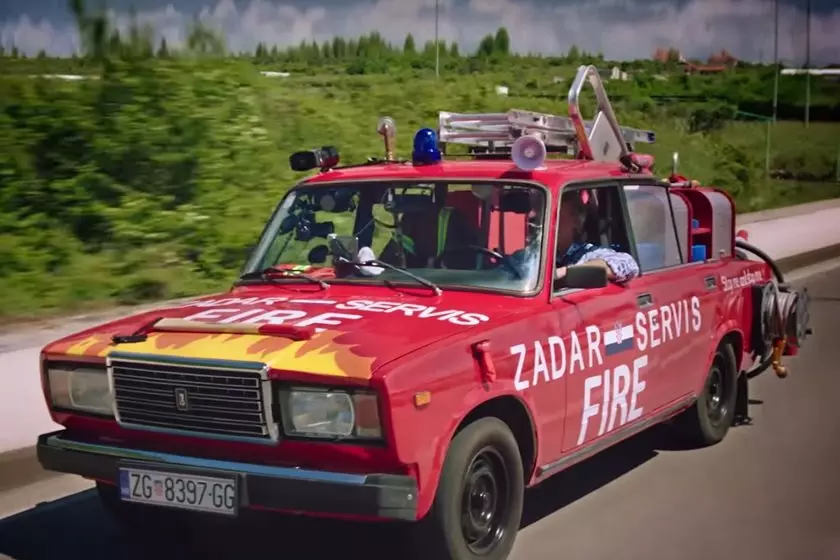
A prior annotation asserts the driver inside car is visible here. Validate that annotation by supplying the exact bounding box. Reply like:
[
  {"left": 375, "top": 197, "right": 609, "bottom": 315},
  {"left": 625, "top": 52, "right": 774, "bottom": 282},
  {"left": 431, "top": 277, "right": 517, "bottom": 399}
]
[
  {"left": 554, "top": 190, "right": 639, "bottom": 283},
  {"left": 508, "top": 189, "right": 639, "bottom": 285},
  {"left": 379, "top": 201, "right": 481, "bottom": 270}
]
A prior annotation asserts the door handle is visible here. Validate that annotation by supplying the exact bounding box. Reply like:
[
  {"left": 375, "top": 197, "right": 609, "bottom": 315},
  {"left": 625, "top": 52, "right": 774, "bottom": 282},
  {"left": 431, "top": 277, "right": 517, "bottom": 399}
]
[{"left": 636, "top": 293, "right": 654, "bottom": 308}]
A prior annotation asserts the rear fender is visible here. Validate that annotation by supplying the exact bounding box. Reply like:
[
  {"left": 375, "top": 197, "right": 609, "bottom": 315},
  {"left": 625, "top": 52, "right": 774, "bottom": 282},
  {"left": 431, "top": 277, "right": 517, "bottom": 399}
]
[{"left": 698, "top": 322, "right": 744, "bottom": 394}]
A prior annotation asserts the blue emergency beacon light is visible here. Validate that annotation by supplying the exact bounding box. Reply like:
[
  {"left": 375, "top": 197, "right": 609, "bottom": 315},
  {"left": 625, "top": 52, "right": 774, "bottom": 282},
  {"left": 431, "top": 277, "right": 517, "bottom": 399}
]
[{"left": 412, "top": 128, "right": 442, "bottom": 165}]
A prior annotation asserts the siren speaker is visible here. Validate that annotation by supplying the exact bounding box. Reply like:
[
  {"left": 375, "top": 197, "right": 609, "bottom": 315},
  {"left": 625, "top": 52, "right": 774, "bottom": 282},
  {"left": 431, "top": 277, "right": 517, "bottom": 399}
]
[{"left": 512, "top": 135, "right": 547, "bottom": 171}]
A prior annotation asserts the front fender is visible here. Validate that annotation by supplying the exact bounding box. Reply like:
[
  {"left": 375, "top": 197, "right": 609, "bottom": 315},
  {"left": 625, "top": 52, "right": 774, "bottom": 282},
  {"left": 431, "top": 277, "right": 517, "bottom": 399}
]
[{"left": 417, "top": 382, "right": 539, "bottom": 518}]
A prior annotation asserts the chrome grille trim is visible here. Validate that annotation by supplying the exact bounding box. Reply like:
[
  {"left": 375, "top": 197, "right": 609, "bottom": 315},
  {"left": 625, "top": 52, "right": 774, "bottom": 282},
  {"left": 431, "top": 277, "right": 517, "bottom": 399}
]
[{"left": 106, "top": 352, "right": 279, "bottom": 444}]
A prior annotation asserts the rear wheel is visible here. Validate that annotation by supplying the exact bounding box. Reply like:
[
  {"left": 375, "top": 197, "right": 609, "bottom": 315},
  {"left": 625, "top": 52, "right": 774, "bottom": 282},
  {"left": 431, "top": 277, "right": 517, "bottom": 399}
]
[
  {"left": 414, "top": 417, "right": 524, "bottom": 560},
  {"left": 674, "top": 343, "right": 738, "bottom": 446}
]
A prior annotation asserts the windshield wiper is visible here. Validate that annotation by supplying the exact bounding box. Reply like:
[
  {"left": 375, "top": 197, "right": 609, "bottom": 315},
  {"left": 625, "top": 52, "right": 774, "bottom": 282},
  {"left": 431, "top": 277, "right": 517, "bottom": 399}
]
[
  {"left": 238, "top": 267, "right": 330, "bottom": 290},
  {"left": 345, "top": 258, "right": 442, "bottom": 296}
]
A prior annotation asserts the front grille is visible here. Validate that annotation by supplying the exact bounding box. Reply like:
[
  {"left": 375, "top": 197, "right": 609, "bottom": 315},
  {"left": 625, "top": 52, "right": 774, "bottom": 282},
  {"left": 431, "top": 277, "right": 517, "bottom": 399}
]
[{"left": 109, "top": 357, "right": 275, "bottom": 441}]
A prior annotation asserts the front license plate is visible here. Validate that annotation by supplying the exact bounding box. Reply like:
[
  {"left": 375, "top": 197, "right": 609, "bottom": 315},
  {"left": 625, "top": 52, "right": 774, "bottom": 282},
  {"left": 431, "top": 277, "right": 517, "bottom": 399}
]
[{"left": 119, "top": 468, "right": 238, "bottom": 516}]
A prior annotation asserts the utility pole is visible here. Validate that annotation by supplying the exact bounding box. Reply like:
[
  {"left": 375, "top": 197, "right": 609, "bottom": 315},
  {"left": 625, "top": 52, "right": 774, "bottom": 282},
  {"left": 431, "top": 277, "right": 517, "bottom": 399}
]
[
  {"left": 836, "top": 144, "right": 840, "bottom": 183},
  {"left": 805, "top": 0, "right": 811, "bottom": 128},
  {"left": 836, "top": 142, "right": 840, "bottom": 183},
  {"left": 771, "top": 0, "right": 779, "bottom": 122},
  {"left": 434, "top": 0, "right": 440, "bottom": 78},
  {"left": 767, "top": 0, "right": 780, "bottom": 180}
]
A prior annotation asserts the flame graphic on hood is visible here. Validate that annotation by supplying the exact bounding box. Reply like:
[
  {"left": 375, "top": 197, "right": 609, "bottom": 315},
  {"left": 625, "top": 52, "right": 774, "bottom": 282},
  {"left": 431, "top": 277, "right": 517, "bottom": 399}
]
[
  {"left": 51, "top": 330, "right": 376, "bottom": 379},
  {"left": 49, "top": 333, "right": 115, "bottom": 358}
]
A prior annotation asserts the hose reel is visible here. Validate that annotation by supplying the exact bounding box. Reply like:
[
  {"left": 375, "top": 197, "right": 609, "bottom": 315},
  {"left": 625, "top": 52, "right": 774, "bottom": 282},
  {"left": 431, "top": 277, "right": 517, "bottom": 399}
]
[
  {"left": 751, "top": 281, "right": 811, "bottom": 378},
  {"left": 738, "top": 239, "right": 812, "bottom": 379}
]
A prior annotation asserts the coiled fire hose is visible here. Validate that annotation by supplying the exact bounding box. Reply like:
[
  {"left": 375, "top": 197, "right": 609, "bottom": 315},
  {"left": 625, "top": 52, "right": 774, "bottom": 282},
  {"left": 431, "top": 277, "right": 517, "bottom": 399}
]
[{"left": 736, "top": 239, "right": 811, "bottom": 379}]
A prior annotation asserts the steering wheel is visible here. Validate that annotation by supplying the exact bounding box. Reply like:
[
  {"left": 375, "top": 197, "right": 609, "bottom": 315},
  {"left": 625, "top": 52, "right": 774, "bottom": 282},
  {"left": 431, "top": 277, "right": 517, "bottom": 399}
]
[{"left": 433, "top": 245, "right": 522, "bottom": 278}]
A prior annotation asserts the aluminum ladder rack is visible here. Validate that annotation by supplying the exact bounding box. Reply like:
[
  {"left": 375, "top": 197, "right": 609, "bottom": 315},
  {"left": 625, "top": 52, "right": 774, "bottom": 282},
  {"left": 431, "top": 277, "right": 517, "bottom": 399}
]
[{"left": 437, "top": 65, "right": 656, "bottom": 163}]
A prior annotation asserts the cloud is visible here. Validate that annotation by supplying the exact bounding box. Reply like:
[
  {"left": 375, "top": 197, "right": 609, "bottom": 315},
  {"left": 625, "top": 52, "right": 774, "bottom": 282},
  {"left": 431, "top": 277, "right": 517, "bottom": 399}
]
[
  {"left": 0, "top": 14, "right": 78, "bottom": 55},
  {"left": 1, "top": 0, "right": 837, "bottom": 65}
]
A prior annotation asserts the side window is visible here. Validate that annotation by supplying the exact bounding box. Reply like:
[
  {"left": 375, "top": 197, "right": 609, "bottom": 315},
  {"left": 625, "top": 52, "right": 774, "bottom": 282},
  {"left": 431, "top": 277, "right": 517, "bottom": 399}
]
[
  {"left": 553, "top": 184, "right": 632, "bottom": 292},
  {"left": 623, "top": 185, "right": 689, "bottom": 272}
]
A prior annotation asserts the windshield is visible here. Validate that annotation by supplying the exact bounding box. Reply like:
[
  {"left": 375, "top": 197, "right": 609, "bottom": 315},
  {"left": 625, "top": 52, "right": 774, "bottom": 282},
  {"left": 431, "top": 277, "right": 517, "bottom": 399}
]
[{"left": 241, "top": 181, "right": 548, "bottom": 294}]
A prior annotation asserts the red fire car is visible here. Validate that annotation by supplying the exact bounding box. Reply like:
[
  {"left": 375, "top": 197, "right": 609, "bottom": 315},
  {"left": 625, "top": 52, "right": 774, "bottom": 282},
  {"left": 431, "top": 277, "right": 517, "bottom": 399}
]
[{"left": 36, "top": 66, "right": 810, "bottom": 560}]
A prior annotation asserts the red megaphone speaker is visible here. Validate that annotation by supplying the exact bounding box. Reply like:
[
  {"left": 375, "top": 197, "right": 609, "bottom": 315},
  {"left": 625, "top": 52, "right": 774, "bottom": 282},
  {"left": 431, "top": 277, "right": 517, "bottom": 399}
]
[{"left": 511, "top": 134, "right": 547, "bottom": 171}]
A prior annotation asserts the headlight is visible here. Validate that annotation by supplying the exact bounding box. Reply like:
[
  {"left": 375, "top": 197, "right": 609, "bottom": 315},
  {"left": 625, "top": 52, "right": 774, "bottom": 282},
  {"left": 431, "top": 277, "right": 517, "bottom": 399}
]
[
  {"left": 279, "top": 387, "right": 382, "bottom": 440},
  {"left": 47, "top": 364, "right": 113, "bottom": 416}
]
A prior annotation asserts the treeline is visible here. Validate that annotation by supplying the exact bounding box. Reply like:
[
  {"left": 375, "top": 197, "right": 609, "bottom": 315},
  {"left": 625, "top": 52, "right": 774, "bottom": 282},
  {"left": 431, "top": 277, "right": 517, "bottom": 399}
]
[
  {"left": 3, "top": 37, "right": 839, "bottom": 122},
  {"left": 3, "top": 0, "right": 839, "bottom": 122}
]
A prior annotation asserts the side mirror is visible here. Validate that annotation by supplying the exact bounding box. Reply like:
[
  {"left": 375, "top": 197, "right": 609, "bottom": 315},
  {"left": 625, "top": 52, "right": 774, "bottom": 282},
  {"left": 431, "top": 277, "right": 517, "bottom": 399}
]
[{"left": 563, "top": 265, "right": 609, "bottom": 289}]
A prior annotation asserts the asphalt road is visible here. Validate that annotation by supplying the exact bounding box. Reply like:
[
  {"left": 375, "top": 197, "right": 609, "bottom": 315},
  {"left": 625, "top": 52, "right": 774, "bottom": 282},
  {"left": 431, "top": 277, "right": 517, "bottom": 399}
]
[{"left": 2, "top": 263, "right": 840, "bottom": 560}]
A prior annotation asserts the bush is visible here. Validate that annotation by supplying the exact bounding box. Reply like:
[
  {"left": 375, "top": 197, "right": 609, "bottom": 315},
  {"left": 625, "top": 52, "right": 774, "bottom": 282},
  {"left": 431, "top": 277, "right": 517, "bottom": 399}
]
[{"left": 0, "top": 58, "right": 284, "bottom": 317}]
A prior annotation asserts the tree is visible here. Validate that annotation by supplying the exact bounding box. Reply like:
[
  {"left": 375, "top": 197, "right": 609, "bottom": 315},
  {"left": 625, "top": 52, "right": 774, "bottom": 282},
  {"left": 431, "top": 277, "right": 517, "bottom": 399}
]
[
  {"left": 346, "top": 38, "right": 358, "bottom": 57},
  {"left": 667, "top": 48, "right": 681, "bottom": 63},
  {"left": 108, "top": 29, "right": 123, "bottom": 58},
  {"left": 69, "top": 0, "right": 111, "bottom": 61},
  {"left": 137, "top": 24, "right": 156, "bottom": 59},
  {"left": 309, "top": 40, "right": 321, "bottom": 62},
  {"left": 494, "top": 27, "right": 510, "bottom": 56},
  {"left": 157, "top": 37, "right": 169, "bottom": 58},
  {"left": 186, "top": 19, "right": 226, "bottom": 57},
  {"left": 449, "top": 42, "right": 459, "bottom": 57},
  {"left": 403, "top": 33, "right": 416, "bottom": 54},
  {"left": 357, "top": 35, "right": 369, "bottom": 57},
  {"left": 477, "top": 34, "right": 495, "bottom": 57},
  {"left": 332, "top": 37, "right": 346, "bottom": 58}
]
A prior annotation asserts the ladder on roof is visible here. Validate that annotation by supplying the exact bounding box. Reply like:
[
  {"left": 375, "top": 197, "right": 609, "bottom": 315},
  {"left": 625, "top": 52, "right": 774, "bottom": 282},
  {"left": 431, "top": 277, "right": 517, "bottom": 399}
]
[{"left": 437, "top": 65, "right": 656, "bottom": 163}]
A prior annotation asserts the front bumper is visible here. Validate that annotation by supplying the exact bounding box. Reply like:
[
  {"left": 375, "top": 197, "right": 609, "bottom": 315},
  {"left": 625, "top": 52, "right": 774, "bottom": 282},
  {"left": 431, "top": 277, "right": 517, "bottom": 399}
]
[{"left": 37, "top": 430, "right": 418, "bottom": 521}]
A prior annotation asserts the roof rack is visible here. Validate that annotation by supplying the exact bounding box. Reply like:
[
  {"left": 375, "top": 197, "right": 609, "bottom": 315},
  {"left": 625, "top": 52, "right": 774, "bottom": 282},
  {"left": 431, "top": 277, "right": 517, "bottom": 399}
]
[{"left": 437, "top": 65, "right": 656, "bottom": 163}]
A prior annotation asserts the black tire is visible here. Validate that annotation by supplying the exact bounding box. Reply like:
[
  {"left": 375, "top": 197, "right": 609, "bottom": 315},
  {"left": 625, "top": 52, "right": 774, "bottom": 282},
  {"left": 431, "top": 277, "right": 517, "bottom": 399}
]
[
  {"left": 413, "top": 417, "right": 525, "bottom": 560},
  {"left": 675, "top": 343, "right": 739, "bottom": 446},
  {"left": 96, "top": 482, "right": 192, "bottom": 539}
]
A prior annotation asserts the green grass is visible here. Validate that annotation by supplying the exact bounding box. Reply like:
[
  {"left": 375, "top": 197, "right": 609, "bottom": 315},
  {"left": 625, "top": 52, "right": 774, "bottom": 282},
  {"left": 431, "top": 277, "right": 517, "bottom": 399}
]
[{"left": 0, "top": 58, "right": 838, "bottom": 322}]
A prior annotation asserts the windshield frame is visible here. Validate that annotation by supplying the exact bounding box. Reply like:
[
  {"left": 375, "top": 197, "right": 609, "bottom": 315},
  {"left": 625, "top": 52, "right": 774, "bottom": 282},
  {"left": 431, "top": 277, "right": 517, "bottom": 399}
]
[{"left": 237, "top": 177, "right": 554, "bottom": 298}]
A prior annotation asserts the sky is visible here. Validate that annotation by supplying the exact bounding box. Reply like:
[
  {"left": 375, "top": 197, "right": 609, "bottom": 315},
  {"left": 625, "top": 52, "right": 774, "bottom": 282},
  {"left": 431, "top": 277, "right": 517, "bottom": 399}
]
[{"left": 1, "top": 0, "right": 838, "bottom": 65}]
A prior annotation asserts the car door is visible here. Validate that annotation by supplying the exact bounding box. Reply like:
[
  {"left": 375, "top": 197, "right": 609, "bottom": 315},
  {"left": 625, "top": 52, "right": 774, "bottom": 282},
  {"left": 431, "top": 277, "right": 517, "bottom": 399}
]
[
  {"left": 555, "top": 284, "right": 640, "bottom": 453},
  {"left": 550, "top": 184, "right": 657, "bottom": 454},
  {"left": 621, "top": 183, "right": 714, "bottom": 407}
]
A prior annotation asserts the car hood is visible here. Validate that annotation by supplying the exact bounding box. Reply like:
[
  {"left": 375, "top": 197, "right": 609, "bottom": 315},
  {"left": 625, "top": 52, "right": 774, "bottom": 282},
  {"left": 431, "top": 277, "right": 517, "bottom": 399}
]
[{"left": 42, "top": 284, "right": 531, "bottom": 381}]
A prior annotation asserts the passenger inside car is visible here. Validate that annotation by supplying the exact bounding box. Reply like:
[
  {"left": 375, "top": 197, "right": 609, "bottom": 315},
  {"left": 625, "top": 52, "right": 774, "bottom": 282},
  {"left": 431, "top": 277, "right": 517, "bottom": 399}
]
[{"left": 378, "top": 192, "right": 481, "bottom": 270}]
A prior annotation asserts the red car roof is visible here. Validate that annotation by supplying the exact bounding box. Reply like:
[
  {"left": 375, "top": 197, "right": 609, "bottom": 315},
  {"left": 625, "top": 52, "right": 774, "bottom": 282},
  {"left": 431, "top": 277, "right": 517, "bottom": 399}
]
[{"left": 299, "top": 158, "right": 650, "bottom": 191}]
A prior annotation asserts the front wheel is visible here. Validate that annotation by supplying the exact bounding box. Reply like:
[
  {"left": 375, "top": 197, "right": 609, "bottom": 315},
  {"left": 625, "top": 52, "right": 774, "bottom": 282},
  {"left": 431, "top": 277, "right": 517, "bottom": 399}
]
[
  {"left": 414, "top": 417, "right": 525, "bottom": 560},
  {"left": 674, "top": 343, "right": 739, "bottom": 446}
]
